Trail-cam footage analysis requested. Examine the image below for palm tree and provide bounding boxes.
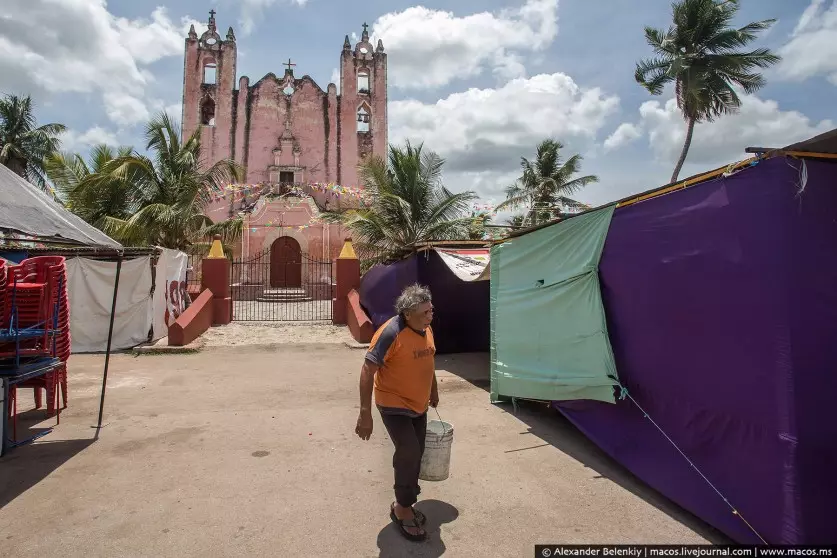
[324,141,476,264]
[635,0,780,183]
[496,139,598,227]
[506,215,525,228]
[0,94,66,191]
[46,145,134,227]
[67,112,243,250]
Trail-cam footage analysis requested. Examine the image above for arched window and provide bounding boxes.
[203,62,217,84]
[357,106,370,132]
[201,98,216,126]
[357,70,370,94]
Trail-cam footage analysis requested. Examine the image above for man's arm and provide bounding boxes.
[359,359,378,414]
[430,372,439,408]
[356,359,378,440]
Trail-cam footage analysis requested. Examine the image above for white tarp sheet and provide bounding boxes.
[434,248,491,281]
[66,257,153,352]
[0,163,122,248]
[151,248,189,341]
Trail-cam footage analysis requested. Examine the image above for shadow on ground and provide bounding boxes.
[376,499,459,558]
[437,352,731,544]
[0,435,95,510]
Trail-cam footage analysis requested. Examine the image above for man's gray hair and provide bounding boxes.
[395,284,432,315]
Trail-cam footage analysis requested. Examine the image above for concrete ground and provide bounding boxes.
[0,344,724,557]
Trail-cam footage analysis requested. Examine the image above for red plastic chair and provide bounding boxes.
[2,257,69,415]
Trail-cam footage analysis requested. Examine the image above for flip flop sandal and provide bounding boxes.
[390,502,426,526]
[391,515,427,542]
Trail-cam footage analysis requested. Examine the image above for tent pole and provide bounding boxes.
[95,256,123,435]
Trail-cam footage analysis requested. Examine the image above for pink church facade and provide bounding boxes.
[181,10,386,267]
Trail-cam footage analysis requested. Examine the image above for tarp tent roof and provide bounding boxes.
[0,162,123,440]
[782,128,837,154]
[503,127,837,241]
[0,163,122,249]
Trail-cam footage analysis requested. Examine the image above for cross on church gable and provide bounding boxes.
[362,22,368,33]
[284,58,296,72]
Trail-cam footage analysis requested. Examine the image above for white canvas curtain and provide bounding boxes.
[66,257,153,353]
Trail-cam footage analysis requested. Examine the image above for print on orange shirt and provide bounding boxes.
[365,315,436,415]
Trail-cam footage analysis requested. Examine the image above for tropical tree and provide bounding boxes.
[496,139,598,227]
[324,141,476,264]
[56,112,243,250]
[46,145,135,227]
[0,94,66,191]
[467,213,488,240]
[635,0,780,183]
[506,215,525,228]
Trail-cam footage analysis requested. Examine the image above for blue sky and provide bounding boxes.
[2,0,836,217]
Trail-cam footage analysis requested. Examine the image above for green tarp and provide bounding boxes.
[490,205,619,404]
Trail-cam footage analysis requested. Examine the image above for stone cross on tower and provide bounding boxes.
[284,58,296,72]
[208,9,217,30]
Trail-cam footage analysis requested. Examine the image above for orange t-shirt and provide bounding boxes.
[366,315,436,415]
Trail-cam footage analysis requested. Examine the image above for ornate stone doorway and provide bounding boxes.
[270,236,302,288]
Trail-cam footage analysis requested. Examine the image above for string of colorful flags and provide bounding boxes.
[471,202,498,217]
[206,181,369,203]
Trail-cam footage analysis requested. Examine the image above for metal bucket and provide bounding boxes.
[419,419,454,481]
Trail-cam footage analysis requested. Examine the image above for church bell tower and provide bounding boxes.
[339,23,387,189]
[181,10,238,163]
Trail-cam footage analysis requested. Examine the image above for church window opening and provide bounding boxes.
[200,98,216,126]
[203,63,217,84]
[357,71,370,94]
[357,106,370,133]
[279,171,294,185]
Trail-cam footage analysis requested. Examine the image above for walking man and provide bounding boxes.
[355,284,438,542]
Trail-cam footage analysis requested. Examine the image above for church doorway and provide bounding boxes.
[270,236,302,287]
[279,171,294,186]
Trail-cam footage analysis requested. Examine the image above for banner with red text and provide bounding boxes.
[152,248,189,341]
[434,248,491,282]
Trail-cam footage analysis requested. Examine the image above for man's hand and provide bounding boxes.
[430,393,439,408]
[355,410,373,440]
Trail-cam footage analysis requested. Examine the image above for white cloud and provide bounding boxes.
[371,0,559,90]
[114,8,184,64]
[147,99,184,122]
[0,0,192,128]
[183,18,207,38]
[237,0,308,35]
[61,126,120,151]
[603,123,642,151]
[777,0,837,85]
[793,0,827,35]
[103,93,151,128]
[637,95,834,166]
[390,72,619,201]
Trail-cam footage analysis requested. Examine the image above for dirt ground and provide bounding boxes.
[200,321,354,347]
[0,343,724,557]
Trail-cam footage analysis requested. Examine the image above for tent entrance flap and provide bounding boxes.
[490,205,618,404]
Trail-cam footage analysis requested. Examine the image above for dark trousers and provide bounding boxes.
[379,411,427,508]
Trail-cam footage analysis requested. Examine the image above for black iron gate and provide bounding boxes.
[230,248,334,322]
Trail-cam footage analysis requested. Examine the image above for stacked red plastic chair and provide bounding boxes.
[2,256,69,417]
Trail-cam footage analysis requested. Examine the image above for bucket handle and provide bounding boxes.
[433,406,447,434]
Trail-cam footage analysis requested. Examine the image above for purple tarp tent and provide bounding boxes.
[555,156,837,544]
[359,249,490,354]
